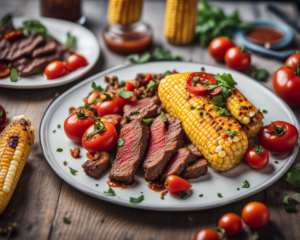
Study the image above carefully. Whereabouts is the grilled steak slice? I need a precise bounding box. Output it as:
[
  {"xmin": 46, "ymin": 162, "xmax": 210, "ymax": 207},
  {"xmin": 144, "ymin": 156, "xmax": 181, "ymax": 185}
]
[
  {"xmin": 123, "ymin": 98, "xmax": 161, "ymax": 122},
  {"xmin": 102, "ymin": 114, "xmax": 124, "ymax": 134},
  {"xmin": 31, "ymin": 37, "xmax": 57, "ymax": 57},
  {"xmin": 160, "ymin": 148, "xmax": 198, "ymax": 181},
  {"xmin": 82, "ymin": 151, "xmax": 111, "ymax": 179},
  {"xmin": 181, "ymin": 159, "xmax": 208, "ymax": 179},
  {"xmin": 186, "ymin": 143, "xmax": 203, "ymax": 158},
  {"xmin": 105, "ymin": 85, "xmax": 124, "ymax": 94},
  {"xmin": 143, "ymin": 113, "xmax": 184, "ymax": 181},
  {"xmin": 109, "ymin": 120, "xmax": 149, "ymax": 183}
]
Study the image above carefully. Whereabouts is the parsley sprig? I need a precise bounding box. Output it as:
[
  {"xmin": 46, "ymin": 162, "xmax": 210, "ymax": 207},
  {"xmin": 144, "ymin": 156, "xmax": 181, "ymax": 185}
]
[
  {"xmin": 104, "ymin": 188, "xmax": 116, "ymax": 196},
  {"xmin": 117, "ymin": 89, "xmax": 134, "ymax": 99},
  {"xmin": 283, "ymin": 193, "xmax": 300, "ymax": 213}
]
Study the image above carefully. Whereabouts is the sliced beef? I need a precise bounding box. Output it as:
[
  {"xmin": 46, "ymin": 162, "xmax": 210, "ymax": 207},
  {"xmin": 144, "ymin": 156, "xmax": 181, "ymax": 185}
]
[
  {"xmin": 160, "ymin": 148, "xmax": 198, "ymax": 181},
  {"xmin": 181, "ymin": 159, "xmax": 208, "ymax": 179},
  {"xmin": 186, "ymin": 143, "xmax": 203, "ymax": 158},
  {"xmin": 109, "ymin": 120, "xmax": 149, "ymax": 183},
  {"xmin": 31, "ymin": 37, "xmax": 57, "ymax": 57},
  {"xmin": 82, "ymin": 151, "xmax": 111, "ymax": 179},
  {"xmin": 143, "ymin": 113, "xmax": 184, "ymax": 181},
  {"xmin": 102, "ymin": 114, "xmax": 124, "ymax": 134},
  {"xmin": 0, "ymin": 21, "xmax": 15, "ymax": 36},
  {"xmin": 123, "ymin": 98, "xmax": 161, "ymax": 122},
  {"xmin": 105, "ymin": 85, "xmax": 124, "ymax": 94}
]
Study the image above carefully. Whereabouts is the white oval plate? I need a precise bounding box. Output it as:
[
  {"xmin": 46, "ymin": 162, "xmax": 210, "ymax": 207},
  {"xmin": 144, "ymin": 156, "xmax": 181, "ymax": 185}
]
[
  {"xmin": 0, "ymin": 17, "xmax": 100, "ymax": 89},
  {"xmin": 40, "ymin": 62, "xmax": 299, "ymax": 211}
]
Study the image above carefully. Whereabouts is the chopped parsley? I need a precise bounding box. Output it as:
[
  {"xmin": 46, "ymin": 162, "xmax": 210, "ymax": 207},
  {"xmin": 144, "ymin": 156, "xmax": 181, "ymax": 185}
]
[
  {"xmin": 201, "ymin": 81, "xmax": 209, "ymax": 87},
  {"xmin": 197, "ymin": 106, "xmax": 204, "ymax": 110},
  {"xmin": 217, "ymin": 193, "xmax": 223, "ymax": 198},
  {"xmin": 199, "ymin": 194, "xmax": 203, "ymax": 197},
  {"xmin": 283, "ymin": 193, "xmax": 300, "ymax": 213},
  {"xmin": 219, "ymin": 108, "xmax": 231, "ymax": 117},
  {"xmin": 104, "ymin": 188, "xmax": 116, "ymax": 196},
  {"xmin": 54, "ymin": 92, "xmax": 60, "ymax": 99},
  {"xmin": 161, "ymin": 112, "xmax": 167, "ymax": 122},
  {"xmin": 262, "ymin": 109, "xmax": 268, "ymax": 114},
  {"xmin": 53, "ymin": 130, "xmax": 56, "ymax": 133},
  {"xmin": 146, "ymin": 79, "xmax": 157, "ymax": 91},
  {"xmin": 212, "ymin": 95, "xmax": 225, "ymax": 107},
  {"xmin": 10, "ymin": 67, "xmax": 18, "ymax": 82},
  {"xmin": 69, "ymin": 167, "xmax": 77, "ymax": 175},
  {"xmin": 91, "ymin": 81, "xmax": 104, "ymax": 92},
  {"xmin": 242, "ymin": 179, "xmax": 250, "ymax": 188},
  {"xmin": 225, "ymin": 129, "xmax": 239, "ymax": 136},
  {"xmin": 250, "ymin": 230, "xmax": 259, "ymax": 240},
  {"xmin": 286, "ymin": 163, "xmax": 300, "ymax": 187},
  {"xmin": 0, "ymin": 109, "xmax": 3, "ymax": 117},
  {"xmin": 130, "ymin": 194, "xmax": 144, "ymax": 203},
  {"xmin": 215, "ymin": 73, "xmax": 237, "ymax": 88},
  {"xmin": 95, "ymin": 184, "xmax": 99, "ymax": 186},
  {"xmin": 143, "ymin": 118, "xmax": 154, "ymax": 126},
  {"xmin": 117, "ymin": 88, "xmax": 134, "ymax": 99},
  {"xmin": 192, "ymin": 77, "xmax": 200, "ymax": 86},
  {"xmin": 121, "ymin": 81, "xmax": 126, "ymax": 87},
  {"xmin": 220, "ymin": 86, "xmax": 231, "ymax": 98},
  {"xmin": 255, "ymin": 145, "xmax": 264, "ymax": 155},
  {"xmin": 201, "ymin": 67, "xmax": 205, "ymax": 71},
  {"xmin": 84, "ymin": 103, "xmax": 90, "ymax": 110},
  {"xmin": 95, "ymin": 98, "xmax": 101, "ymax": 102},
  {"xmin": 102, "ymin": 93, "xmax": 114, "ymax": 101},
  {"xmin": 63, "ymin": 217, "xmax": 71, "ymax": 224},
  {"xmin": 189, "ymin": 106, "xmax": 195, "ymax": 110},
  {"xmin": 56, "ymin": 148, "xmax": 63, "ymax": 152},
  {"xmin": 164, "ymin": 71, "xmax": 171, "ymax": 77},
  {"xmin": 251, "ymin": 69, "xmax": 268, "ymax": 81},
  {"xmin": 57, "ymin": 124, "xmax": 61, "ymax": 129},
  {"xmin": 274, "ymin": 161, "xmax": 279, "ymax": 164},
  {"xmin": 117, "ymin": 138, "xmax": 125, "ymax": 146},
  {"xmin": 133, "ymin": 111, "xmax": 139, "ymax": 115},
  {"xmin": 178, "ymin": 192, "xmax": 187, "ymax": 199},
  {"xmin": 161, "ymin": 196, "xmax": 165, "ymax": 200},
  {"xmin": 212, "ymin": 106, "xmax": 219, "ymax": 111},
  {"xmin": 237, "ymin": 188, "xmax": 240, "ymax": 191}
]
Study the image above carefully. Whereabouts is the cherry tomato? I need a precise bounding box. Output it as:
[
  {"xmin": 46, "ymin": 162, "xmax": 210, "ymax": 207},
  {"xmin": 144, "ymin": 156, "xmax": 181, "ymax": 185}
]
[
  {"xmin": 0, "ymin": 105, "xmax": 7, "ymax": 132},
  {"xmin": 125, "ymin": 80, "xmax": 136, "ymax": 91},
  {"xmin": 242, "ymin": 202, "xmax": 270, "ymax": 229},
  {"xmin": 258, "ymin": 121, "xmax": 298, "ymax": 154},
  {"xmin": 96, "ymin": 96, "xmax": 125, "ymax": 117},
  {"xmin": 139, "ymin": 73, "xmax": 152, "ymax": 86},
  {"xmin": 0, "ymin": 62, "xmax": 11, "ymax": 79},
  {"xmin": 82, "ymin": 122, "xmax": 117, "ymax": 152},
  {"xmin": 209, "ymin": 37, "xmax": 235, "ymax": 61},
  {"xmin": 273, "ymin": 66, "xmax": 300, "ymax": 107},
  {"xmin": 44, "ymin": 61, "xmax": 68, "ymax": 80},
  {"xmin": 246, "ymin": 145, "xmax": 269, "ymax": 169},
  {"xmin": 64, "ymin": 109, "xmax": 95, "ymax": 143},
  {"xmin": 285, "ymin": 52, "xmax": 300, "ymax": 68},
  {"xmin": 4, "ymin": 30, "xmax": 23, "ymax": 41},
  {"xmin": 118, "ymin": 94, "xmax": 137, "ymax": 105},
  {"xmin": 186, "ymin": 72, "xmax": 221, "ymax": 96},
  {"xmin": 194, "ymin": 229, "xmax": 220, "ymax": 240},
  {"xmin": 66, "ymin": 54, "xmax": 88, "ymax": 71},
  {"xmin": 218, "ymin": 213, "xmax": 242, "ymax": 237},
  {"xmin": 225, "ymin": 47, "xmax": 251, "ymax": 71},
  {"xmin": 164, "ymin": 175, "xmax": 192, "ymax": 193}
]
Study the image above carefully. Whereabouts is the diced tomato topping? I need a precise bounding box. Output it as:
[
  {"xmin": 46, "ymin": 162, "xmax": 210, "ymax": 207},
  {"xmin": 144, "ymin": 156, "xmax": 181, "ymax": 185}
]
[{"xmin": 4, "ymin": 30, "xmax": 23, "ymax": 41}]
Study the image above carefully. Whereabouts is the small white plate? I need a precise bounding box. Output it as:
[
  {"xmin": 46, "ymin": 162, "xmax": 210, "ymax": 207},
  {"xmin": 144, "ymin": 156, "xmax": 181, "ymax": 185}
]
[
  {"xmin": 0, "ymin": 17, "xmax": 100, "ymax": 89},
  {"xmin": 40, "ymin": 62, "xmax": 299, "ymax": 211}
]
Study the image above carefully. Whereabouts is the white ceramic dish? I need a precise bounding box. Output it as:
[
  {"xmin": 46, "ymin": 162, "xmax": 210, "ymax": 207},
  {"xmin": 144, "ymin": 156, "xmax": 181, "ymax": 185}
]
[
  {"xmin": 40, "ymin": 62, "xmax": 299, "ymax": 211},
  {"xmin": 0, "ymin": 17, "xmax": 100, "ymax": 89}
]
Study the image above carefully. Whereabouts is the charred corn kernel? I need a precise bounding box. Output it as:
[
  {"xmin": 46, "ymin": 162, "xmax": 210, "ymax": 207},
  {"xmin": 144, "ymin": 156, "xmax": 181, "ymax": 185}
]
[
  {"xmin": 164, "ymin": 0, "xmax": 197, "ymax": 45},
  {"xmin": 0, "ymin": 118, "xmax": 35, "ymax": 214},
  {"xmin": 231, "ymin": 143, "xmax": 237, "ymax": 151},
  {"xmin": 241, "ymin": 139, "xmax": 248, "ymax": 147},
  {"xmin": 108, "ymin": 0, "xmax": 143, "ymax": 25},
  {"xmin": 243, "ymin": 117, "xmax": 264, "ymax": 139},
  {"xmin": 159, "ymin": 72, "xmax": 248, "ymax": 171}
]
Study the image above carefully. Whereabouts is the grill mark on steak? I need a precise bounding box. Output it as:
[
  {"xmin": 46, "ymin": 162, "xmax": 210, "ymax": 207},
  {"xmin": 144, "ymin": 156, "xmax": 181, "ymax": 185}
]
[
  {"xmin": 160, "ymin": 148, "xmax": 198, "ymax": 181},
  {"xmin": 186, "ymin": 143, "xmax": 203, "ymax": 158},
  {"xmin": 31, "ymin": 37, "xmax": 57, "ymax": 57},
  {"xmin": 181, "ymin": 159, "xmax": 208, "ymax": 179},
  {"xmin": 109, "ymin": 120, "xmax": 149, "ymax": 183},
  {"xmin": 143, "ymin": 113, "xmax": 184, "ymax": 181},
  {"xmin": 82, "ymin": 151, "xmax": 111, "ymax": 179}
]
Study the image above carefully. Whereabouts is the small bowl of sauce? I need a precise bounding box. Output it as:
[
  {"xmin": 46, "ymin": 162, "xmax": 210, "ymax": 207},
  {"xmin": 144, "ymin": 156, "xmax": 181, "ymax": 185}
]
[{"xmin": 246, "ymin": 26, "xmax": 284, "ymax": 47}]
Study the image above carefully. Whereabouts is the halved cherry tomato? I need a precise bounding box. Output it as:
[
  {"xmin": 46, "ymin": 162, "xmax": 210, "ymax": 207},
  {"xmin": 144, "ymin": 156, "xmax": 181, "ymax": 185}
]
[
  {"xmin": 64, "ymin": 109, "xmax": 95, "ymax": 143},
  {"xmin": 139, "ymin": 73, "xmax": 152, "ymax": 86},
  {"xmin": 44, "ymin": 61, "xmax": 68, "ymax": 80},
  {"xmin": 242, "ymin": 202, "xmax": 270, "ymax": 229},
  {"xmin": 66, "ymin": 54, "xmax": 88, "ymax": 71},
  {"xmin": 246, "ymin": 145, "xmax": 269, "ymax": 169},
  {"xmin": 4, "ymin": 30, "xmax": 23, "ymax": 41},
  {"xmin": 225, "ymin": 47, "xmax": 251, "ymax": 71},
  {"xmin": 164, "ymin": 175, "xmax": 192, "ymax": 193},
  {"xmin": 194, "ymin": 229, "xmax": 220, "ymax": 240},
  {"xmin": 218, "ymin": 213, "xmax": 242, "ymax": 236},
  {"xmin": 82, "ymin": 122, "xmax": 117, "ymax": 152},
  {"xmin": 285, "ymin": 52, "xmax": 300, "ymax": 68},
  {"xmin": 0, "ymin": 105, "xmax": 7, "ymax": 132},
  {"xmin": 258, "ymin": 121, "xmax": 298, "ymax": 154},
  {"xmin": 125, "ymin": 80, "xmax": 136, "ymax": 91},
  {"xmin": 96, "ymin": 96, "xmax": 125, "ymax": 117},
  {"xmin": 209, "ymin": 36, "xmax": 235, "ymax": 61},
  {"xmin": 0, "ymin": 62, "xmax": 11, "ymax": 79},
  {"xmin": 186, "ymin": 72, "xmax": 221, "ymax": 96}
]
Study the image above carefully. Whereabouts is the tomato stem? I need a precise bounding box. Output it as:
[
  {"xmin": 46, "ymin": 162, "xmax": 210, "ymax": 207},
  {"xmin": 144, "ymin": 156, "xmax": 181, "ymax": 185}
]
[
  {"xmin": 255, "ymin": 145, "xmax": 264, "ymax": 155},
  {"xmin": 266, "ymin": 122, "xmax": 286, "ymax": 136}
]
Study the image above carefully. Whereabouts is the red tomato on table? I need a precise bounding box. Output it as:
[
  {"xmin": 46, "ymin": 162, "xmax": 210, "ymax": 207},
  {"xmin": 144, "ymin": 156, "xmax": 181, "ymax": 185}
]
[
  {"xmin": 0, "ymin": 62, "xmax": 11, "ymax": 79},
  {"xmin": 64, "ymin": 109, "xmax": 95, "ymax": 143},
  {"xmin": 218, "ymin": 213, "xmax": 242, "ymax": 236},
  {"xmin": 225, "ymin": 47, "xmax": 251, "ymax": 71},
  {"xmin": 0, "ymin": 105, "xmax": 7, "ymax": 132},
  {"xmin": 82, "ymin": 122, "xmax": 117, "ymax": 152},
  {"xmin": 44, "ymin": 61, "xmax": 68, "ymax": 79},
  {"xmin": 285, "ymin": 52, "xmax": 300, "ymax": 68},
  {"xmin": 242, "ymin": 202, "xmax": 270, "ymax": 229},
  {"xmin": 246, "ymin": 145, "xmax": 269, "ymax": 169},
  {"xmin": 66, "ymin": 54, "xmax": 88, "ymax": 71},
  {"xmin": 258, "ymin": 121, "xmax": 298, "ymax": 154},
  {"xmin": 164, "ymin": 175, "xmax": 192, "ymax": 193},
  {"xmin": 209, "ymin": 36, "xmax": 235, "ymax": 61},
  {"xmin": 194, "ymin": 229, "xmax": 220, "ymax": 240}
]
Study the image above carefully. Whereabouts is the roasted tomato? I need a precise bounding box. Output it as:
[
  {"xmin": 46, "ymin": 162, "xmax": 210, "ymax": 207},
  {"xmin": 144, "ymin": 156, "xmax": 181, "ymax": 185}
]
[
  {"xmin": 0, "ymin": 62, "xmax": 11, "ymax": 79},
  {"xmin": 4, "ymin": 30, "xmax": 23, "ymax": 41},
  {"xmin": 164, "ymin": 175, "xmax": 192, "ymax": 193},
  {"xmin": 209, "ymin": 37, "xmax": 235, "ymax": 61},
  {"xmin": 125, "ymin": 80, "xmax": 136, "ymax": 91},
  {"xmin": 285, "ymin": 52, "xmax": 300, "ymax": 68},
  {"xmin": 194, "ymin": 229, "xmax": 220, "ymax": 240},
  {"xmin": 82, "ymin": 122, "xmax": 117, "ymax": 152},
  {"xmin": 246, "ymin": 145, "xmax": 269, "ymax": 169},
  {"xmin": 258, "ymin": 121, "xmax": 298, "ymax": 154},
  {"xmin": 66, "ymin": 54, "xmax": 88, "ymax": 71},
  {"xmin": 0, "ymin": 105, "xmax": 7, "ymax": 132},
  {"xmin": 139, "ymin": 73, "xmax": 152, "ymax": 86},
  {"xmin": 242, "ymin": 202, "xmax": 270, "ymax": 229},
  {"xmin": 96, "ymin": 96, "xmax": 125, "ymax": 117},
  {"xmin": 218, "ymin": 213, "xmax": 242, "ymax": 237},
  {"xmin": 44, "ymin": 61, "xmax": 68, "ymax": 79},
  {"xmin": 186, "ymin": 72, "xmax": 221, "ymax": 96},
  {"xmin": 118, "ymin": 93, "xmax": 137, "ymax": 105},
  {"xmin": 225, "ymin": 47, "xmax": 251, "ymax": 71},
  {"xmin": 64, "ymin": 109, "xmax": 95, "ymax": 143},
  {"xmin": 273, "ymin": 66, "xmax": 300, "ymax": 107}
]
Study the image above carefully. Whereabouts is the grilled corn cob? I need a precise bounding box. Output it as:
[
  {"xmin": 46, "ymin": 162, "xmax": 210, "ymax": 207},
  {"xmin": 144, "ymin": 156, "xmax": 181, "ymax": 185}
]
[
  {"xmin": 159, "ymin": 72, "xmax": 248, "ymax": 171},
  {"xmin": 226, "ymin": 88, "xmax": 264, "ymax": 139},
  {"xmin": 108, "ymin": 0, "xmax": 143, "ymax": 25},
  {"xmin": 164, "ymin": 0, "xmax": 197, "ymax": 45},
  {"xmin": 0, "ymin": 118, "xmax": 34, "ymax": 214}
]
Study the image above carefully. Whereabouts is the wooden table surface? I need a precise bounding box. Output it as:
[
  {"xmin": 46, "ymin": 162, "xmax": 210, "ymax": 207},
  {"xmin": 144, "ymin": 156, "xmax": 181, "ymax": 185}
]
[{"xmin": 1, "ymin": 0, "xmax": 300, "ymax": 239}]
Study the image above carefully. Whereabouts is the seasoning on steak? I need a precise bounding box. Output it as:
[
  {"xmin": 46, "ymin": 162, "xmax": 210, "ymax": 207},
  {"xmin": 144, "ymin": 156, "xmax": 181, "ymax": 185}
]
[
  {"xmin": 181, "ymin": 159, "xmax": 208, "ymax": 179},
  {"xmin": 160, "ymin": 148, "xmax": 198, "ymax": 181},
  {"xmin": 82, "ymin": 151, "xmax": 111, "ymax": 179},
  {"xmin": 123, "ymin": 98, "xmax": 161, "ymax": 122},
  {"xmin": 186, "ymin": 143, "xmax": 203, "ymax": 158},
  {"xmin": 109, "ymin": 120, "xmax": 149, "ymax": 183},
  {"xmin": 31, "ymin": 37, "xmax": 57, "ymax": 57},
  {"xmin": 143, "ymin": 113, "xmax": 184, "ymax": 181}
]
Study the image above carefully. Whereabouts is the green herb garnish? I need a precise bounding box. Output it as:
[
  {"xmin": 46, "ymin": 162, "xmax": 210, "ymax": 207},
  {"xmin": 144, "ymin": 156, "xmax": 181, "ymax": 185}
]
[
  {"xmin": 127, "ymin": 52, "xmax": 151, "ymax": 63},
  {"xmin": 104, "ymin": 188, "xmax": 116, "ymax": 196},
  {"xmin": 212, "ymin": 95, "xmax": 225, "ymax": 107},
  {"xmin": 283, "ymin": 193, "xmax": 300, "ymax": 213},
  {"xmin": 262, "ymin": 110, "xmax": 268, "ymax": 114},
  {"xmin": 10, "ymin": 67, "xmax": 18, "ymax": 82},
  {"xmin": 143, "ymin": 118, "xmax": 154, "ymax": 126},
  {"xmin": 54, "ymin": 92, "xmax": 60, "ymax": 99},
  {"xmin": 91, "ymin": 81, "xmax": 104, "ymax": 92},
  {"xmin": 69, "ymin": 167, "xmax": 77, "ymax": 175},
  {"xmin": 178, "ymin": 192, "xmax": 187, "ymax": 199},
  {"xmin": 225, "ymin": 129, "xmax": 239, "ymax": 136},
  {"xmin": 212, "ymin": 106, "xmax": 219, "ymax": 111},
  {"xmin": 133, "ymin": 111, "xmax": 139, "ymax": 115},
  {"xmin": 152, "ymin": 47, "xmax": 181, "ymax": 61},
  {"xmin": 215, "ymin": 73, "xmax": 237, "ymax": 88},
  {"xmin": 57, "ymin": 124, "xmax": 61, "ymax": 129},
  {"xmin": 242, "ymin": 179, "xmax": 250, "ymax": 188},
  {"xmin": 274, "ymin": 161, "xmax": 279, "ymax": 164},
  {"xmin": 217, "ymin": 193, "xmax": 223, "ymax": 198},
  {"xmin": 199, "ymin": 194, "xmax": 203, "ymax": 197},
  {"xmin": 56, "ymin": 148, "xmax": 63, "ymax": 152},
  {"xmin": 130, "ymin": 194, "xmax": 144, "ymax": 203},
  {"xmin": 95, "ymin": 184, "xmax": 99, "ymax": 186},
  {"xmin": 161, "ymin": 112, "xmax": 167, "ymax": 122},
  {"xmin": 83, "ymin": 122, "xmax": 106, "ymax": 140},
  {"xmin": 250, "ymin": 230, "xmax": 259, "ymax": 240},
  {"xmin": 164, "ymin": 71, "xmax": 171, "ymax": 77},
  {"xmin": 53, "ymin": 130, "xmax": 56, "ymax": 133},
  {"xmin": 102, "ymin": 93, "xmax": 114, "ymax": 101},
  {"xmin": 286, "ymin": 163, "xmax": 300, "ymax": 187},
  {"xmin": 0, "ymin": 109, "xmax": 3, "ymax": 118},
  {"xmin": 1, "ymin": 14, "xmax": 12, "ymax": 26},
  {"xmin": 189, "ymin": 106, "xmax": 195, "ymax": 110},
  {"xmin": 117, "ymin": 138, "xmax": 125, "ymax": 147},
  {"xmin": 192, "ymin": 77, "xmax": 200, "ymax": 86},
  {"xmin": 237, "ymin": 188, "xmax": 240, "ymax": 191},
  {"xmin": 201, "ymin": 67, "xmax": 205, "ymax": 71},
  {"xmin": 117, "ymin": 88, "xmax": 134, "ymax": 99},
  {"xmin": 146, "ymin": 80, "xmax": 157, "ymax": 91},
  {"xmin": 64, "ymin": 32, "xmax": 76, "ymax": 49},
  {"xmin": 63, "ymin": 217, "xmax": 71, "ymax": 224},
  {"xmin": 251, "ymin": 69, "xmax": 268, "ymax": 81},
  {"xmin": 161, "ymin": 196, "xmax": 164, "ymax": 200},
  {"xmin": 219, "ymin": 107, "xmax": 231, "ymax": 116},
  {"xmin": 84, "ymin": 103, "xmax": 90, "ymax": 110},
  {"xmin": 197, "ymin": 106, "xmax": 204, "ymax": 110},
  {"xmin": 255, "ymin": 145, "xmax": 264, "ymax": 155}
]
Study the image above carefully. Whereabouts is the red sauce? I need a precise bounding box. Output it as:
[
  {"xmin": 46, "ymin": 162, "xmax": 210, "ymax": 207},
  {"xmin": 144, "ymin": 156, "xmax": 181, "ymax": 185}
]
[
  {"xmin": 86, "ymin": 152, "xmax": 94, "ymax": 159},
  {"xmin": 161, "ymin": 190, "xmax": 168, "ymax": 197},
  {"xmin": 147, "ymin": 181, "xmax": 165, "ymax": 192},
  {"xmin": 246, "ymin": 27, "xmax": 284, "ymax": 45},
  {"xmin": 107, "ymin": 179, "xmax": 135, "ymax": 189},
  {"xmin": 70, "ymin": 148, "xmax": 81, "ymax": 158},
  {"xmin": 69, "ymin": 106, "xmax": 76, "ymax": 113}
]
